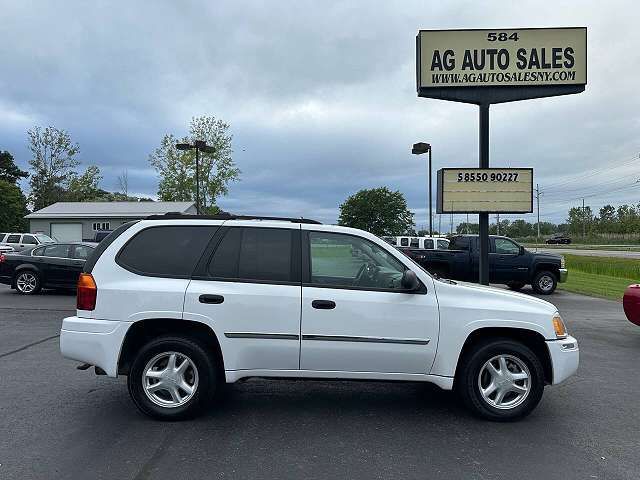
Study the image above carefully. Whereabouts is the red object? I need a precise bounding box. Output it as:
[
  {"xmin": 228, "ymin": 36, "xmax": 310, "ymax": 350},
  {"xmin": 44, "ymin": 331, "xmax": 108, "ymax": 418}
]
[
  {"xmin": 0, "ymin": 254, "xmax": 5, "ymax": 263},
  {"xmin": 623, "ymin": 285, "xmax": 640, "ymax": 326},
  {"xmin": 77, "ymin": 273, "xmax": 97, "ymax": 311}
]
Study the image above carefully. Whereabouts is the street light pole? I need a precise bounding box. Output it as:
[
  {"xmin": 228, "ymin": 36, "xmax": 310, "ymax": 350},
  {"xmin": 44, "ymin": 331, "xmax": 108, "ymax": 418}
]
[
  {"xmin": 176, "ymin": 140, "xmax": 215, "ymax": 215},
  {"xmin": 412, "ymin": 142, "xmax": 433, "ymax": 237}
]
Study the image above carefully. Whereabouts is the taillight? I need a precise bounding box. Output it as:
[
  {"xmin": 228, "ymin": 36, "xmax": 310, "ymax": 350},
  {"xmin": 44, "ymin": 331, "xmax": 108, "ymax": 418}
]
[
  {"xmin": 77, "ymin": 273, "xmax": 97, "ymax": 311},
  {"xmin": 0, "ymin": 254, "xmax": 5, "ymax": 263}
]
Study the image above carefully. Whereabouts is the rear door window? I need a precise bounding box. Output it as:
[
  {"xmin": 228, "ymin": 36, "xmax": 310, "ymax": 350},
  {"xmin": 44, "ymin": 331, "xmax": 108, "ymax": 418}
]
[
  {"xmin": 7, "ymin": 234, "xmax": 20, "ymax": 243},
  {"xmin": 72, "ymin": 245, "xmax": 94, "ymax": 260},
  {"xmin": 44, "ymin": 244, "xmax": 71, "ymax": 258},
  {"xmin": 117, "ymin": 226, "xmax": 217, "ymax": 277},
  {"xmin": 400, "ymin": 237, "xmax": 409, "ymax": 247},
  {"xmin": 437, "ymin": 239, "xmax": 449, "ymax": 250},
  {"xmin": 410, "ymin": 238, "xmax": 419, "ymax": 248},
  {"xmin": 207, "ymin": 227, "xmax": 298, "ymax": 283},
  {"xmin": 22, "ymin": 235, "xmax": 37, "ymax": 245},
  {"xmin": 423, "ymin": 239, "xmax": 434, "ymax": 249}
]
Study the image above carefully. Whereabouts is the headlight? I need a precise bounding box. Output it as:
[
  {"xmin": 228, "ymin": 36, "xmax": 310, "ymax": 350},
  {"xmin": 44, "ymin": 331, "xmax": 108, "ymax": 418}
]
[
  {"xmin": 560, "ymin": 256, "xmax": 566, "ymax": 268},
  {"xmin": 552, "ymin": 313, "xmax": 568, "ymax": 339}
]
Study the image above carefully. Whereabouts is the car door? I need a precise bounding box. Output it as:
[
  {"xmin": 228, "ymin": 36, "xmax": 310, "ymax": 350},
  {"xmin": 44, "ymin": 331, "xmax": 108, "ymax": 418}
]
[
  {"xmin": 300, "ymin": 227, "xmax": 439, "ymax": 375},
  {"xmin": 41, "ymin": 244, "xmax": 73, "ymax": 286},
  {"xmin": 490, "ymin": 237, "xmax": 528, "ymax": 283},
  {"xmin": 184, "ymin": 225, "xmax": 302, "ymax": 372}
]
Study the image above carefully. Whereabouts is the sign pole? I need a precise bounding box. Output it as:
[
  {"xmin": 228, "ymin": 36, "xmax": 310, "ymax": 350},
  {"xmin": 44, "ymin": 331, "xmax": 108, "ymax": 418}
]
[{"xmin": 478, "ymin": 103, "xmax": 490, "ymax": 285}]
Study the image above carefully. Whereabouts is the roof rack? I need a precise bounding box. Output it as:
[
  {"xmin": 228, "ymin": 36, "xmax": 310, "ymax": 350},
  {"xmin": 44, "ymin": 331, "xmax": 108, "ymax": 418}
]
[{"xmin": 145, "ymin": 212, "xmax": 322, "ymax": 224}]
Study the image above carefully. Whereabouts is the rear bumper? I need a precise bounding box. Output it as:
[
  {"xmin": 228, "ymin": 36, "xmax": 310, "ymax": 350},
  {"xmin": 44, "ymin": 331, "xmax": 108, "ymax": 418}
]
[
  {"xmin": 60, "ymin": 316, "xmax": 131, "ymax": 377},
  {"xmin": 558, "ymin": 268, "xmax": 568, "ymax": 283},
  {"xmin": 546, "ymin": 335, "xmax": 579, "ymax": 384}
]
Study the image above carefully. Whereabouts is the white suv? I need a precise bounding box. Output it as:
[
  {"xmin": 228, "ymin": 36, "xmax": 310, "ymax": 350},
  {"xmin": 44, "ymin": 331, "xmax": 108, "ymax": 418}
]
[{"xmin": 60, "ymin": 214, "xmax": 579, "ymax": 421}]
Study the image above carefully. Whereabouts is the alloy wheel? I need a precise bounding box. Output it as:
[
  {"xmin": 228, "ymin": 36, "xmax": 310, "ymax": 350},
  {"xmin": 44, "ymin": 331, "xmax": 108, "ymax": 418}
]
[
  {"xmin": 16, "ymin": 272, "xmax": 37, "ymax": 294},
  {"xmin": 538, "ymin": 275, "xmax": 554, "ymax": 293},
  {"xmin": 142, "ymin": 351, "xmax": 199, "ymax": 408},
  {"xmin": 477, "ymin": 354, "xmax": 531, "ymax": 410}
]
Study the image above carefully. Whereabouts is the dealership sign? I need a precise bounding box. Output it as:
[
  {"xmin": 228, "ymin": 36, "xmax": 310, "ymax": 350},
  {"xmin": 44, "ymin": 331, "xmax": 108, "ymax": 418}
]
[
  {"xmin": 418, "ymin": 27, "xmax": 586, "ymax": 90},
  {"xmin": 437, "ymin": 168, "xmax": 533, "ymax": 214}
]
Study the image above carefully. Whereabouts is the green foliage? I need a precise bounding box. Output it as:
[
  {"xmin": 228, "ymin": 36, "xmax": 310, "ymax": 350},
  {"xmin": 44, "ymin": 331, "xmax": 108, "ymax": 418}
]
[
  {"xmin": 149, "ymin": 116, "xmax": 240, "ymax": 211},
  {"xmin": 0, "ymin": 180, "xmax": 28, "ymax": 231},
  {"xmin": 0, "ymin": 151, "xmax": 28, "ymax": 184},
  {"xmin": 338, "ymin": 187, "xmax": 414, "ymax": 236},
  {"xmin": 66, "ymin": 165, "xmax": 103, "ymax": 201},
  {"xmin": 27, "ymin": 126, "xmax": 80, "ymax": 210}
]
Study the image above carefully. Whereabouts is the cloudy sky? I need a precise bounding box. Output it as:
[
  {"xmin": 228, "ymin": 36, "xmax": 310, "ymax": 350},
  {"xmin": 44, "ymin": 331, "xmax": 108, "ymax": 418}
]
[{"xmin": 1, "ymin": 0, "xmax": 639, "ymax": 230}]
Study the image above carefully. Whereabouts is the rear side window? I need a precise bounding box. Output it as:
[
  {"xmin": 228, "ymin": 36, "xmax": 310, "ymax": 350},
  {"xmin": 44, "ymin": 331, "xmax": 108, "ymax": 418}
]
[
  {"xmin": 22, "ymin": 235, "xmax": 37, "ymax": 244},
  {"xmin": 117, "ymin": 225, "xmax": 217, "ymax": 278},
  {"xmin": 423, "ymin": 239, "xmax": 434, "ymax": 249},
  {"xmin": 7, "ymin": 234, "xmax": 20, "ymax": 243},
  {"xmin": 44, "ymin": 244, "xmax": 71, "ymax": 258},
  {"xmin": 208, "ymin": 227, "xmax": 298, "ymax": 283},
  {"xmin": 400, "ymin": 238, "xmax": 409, "ymax": 247},
  {"xmin": 450, "ymin": 237, "xmax": 470, "ymax": 251},
  {"xmin": 410, "ymin": 238, "xmax": 419, "ymax": 248}
]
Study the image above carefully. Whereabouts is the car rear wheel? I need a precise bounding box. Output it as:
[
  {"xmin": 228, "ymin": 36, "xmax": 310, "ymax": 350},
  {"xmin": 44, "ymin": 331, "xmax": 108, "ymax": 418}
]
[
  {"xmin": 532, "ymin": 270, "xmax": 557, "ymax": 294},
  {"xmin": 14, "ymin": 271, "xmax": 41, "ymax": 295},
  {"xmin": 127, "ymin": 335, "xmax": 218, "ymax": 420},
  {"xmin": 456, "ymin": 339, "xmax": 545, "ymax": 421}
]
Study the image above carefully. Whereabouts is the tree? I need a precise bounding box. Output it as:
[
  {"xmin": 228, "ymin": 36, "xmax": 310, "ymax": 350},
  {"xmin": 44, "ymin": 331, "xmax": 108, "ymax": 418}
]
[
  {"xmin": 117, "ymin": 169, "xmax": 129, "ymax": 197},
  {"xmin": 27, "ymin": 126, "xmax": 79, "ymax": 210},
  {"xmin": 338, "ymin": 187, "xmax": 414, "ymax": 236},
  {"xmin": 0, "ymin": 180, "xmax": 29, "ymax": 231},
  {"xmin": 66, "ymin": 165, "xmax": 103, "ymax": 201},
  {"xmin": 0, "ymin": 150, "xmax": 28, "ymax": 184},
  {"xmin": 149, "ymin": 116, "xmax": 240, "ymax": 212}
]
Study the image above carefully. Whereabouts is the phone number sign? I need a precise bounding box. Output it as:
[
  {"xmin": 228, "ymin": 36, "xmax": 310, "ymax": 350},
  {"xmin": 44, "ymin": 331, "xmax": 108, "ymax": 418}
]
[
  {"xmin": 437, "ymin": 168, "xmax": 533, "ymax": 214},
  {"xmin": 418, "ymin": 28, "xmax": 586, "ymax": 89}
]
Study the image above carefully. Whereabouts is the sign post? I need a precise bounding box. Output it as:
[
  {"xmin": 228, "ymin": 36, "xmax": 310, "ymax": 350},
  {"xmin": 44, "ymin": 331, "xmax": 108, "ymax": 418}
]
[{"xmin": 417, "ymin": 27, "xmax": 586, "ymax": 284}]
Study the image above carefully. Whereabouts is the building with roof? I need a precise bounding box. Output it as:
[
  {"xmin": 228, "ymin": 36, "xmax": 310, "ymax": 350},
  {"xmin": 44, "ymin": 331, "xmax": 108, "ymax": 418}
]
[{"xmin": 25, "ymin": 201, "xmax": 196, "ymax": 241}]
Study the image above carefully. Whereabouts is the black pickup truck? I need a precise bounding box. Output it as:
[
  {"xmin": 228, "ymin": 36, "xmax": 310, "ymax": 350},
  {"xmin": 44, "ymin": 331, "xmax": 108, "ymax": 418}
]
[{"xmin": 400, "ymin": 235, "xmax": 568, "ymax": 294}]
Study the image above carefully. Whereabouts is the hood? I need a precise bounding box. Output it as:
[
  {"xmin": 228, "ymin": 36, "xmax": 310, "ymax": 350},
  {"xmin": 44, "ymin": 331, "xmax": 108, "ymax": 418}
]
[
  {"xmin": 529, "ymin": 249, "xmax": 562, "ymax": 262},
  {"xmin": 442, "ymin": 279, "xmax": 558, "ymax": 314}
]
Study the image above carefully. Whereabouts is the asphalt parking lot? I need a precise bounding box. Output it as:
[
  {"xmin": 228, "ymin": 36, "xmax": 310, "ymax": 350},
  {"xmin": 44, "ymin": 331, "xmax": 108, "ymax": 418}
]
[{"xmin": 1, "ymin": 286, "xmax": 639, "ymax": 480}]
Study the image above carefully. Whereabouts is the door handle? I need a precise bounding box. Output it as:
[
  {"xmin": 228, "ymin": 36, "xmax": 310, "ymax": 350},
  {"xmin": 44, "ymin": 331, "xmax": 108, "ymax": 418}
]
[
  {"xmin": 199, "ymin": 294, "xmax": 224, "ymax": 304},
  {"xmin": 312, "ymin": 300, "xmax": 336, "ymax": 310}
]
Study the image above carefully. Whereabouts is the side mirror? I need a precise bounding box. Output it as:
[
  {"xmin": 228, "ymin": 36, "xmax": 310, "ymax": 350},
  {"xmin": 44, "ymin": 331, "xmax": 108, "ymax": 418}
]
[
  {"xmin": 401, "ymin": 269, "xmax": 420, "ymax": 291},
  {"xmin": 519, "ymin": 246, "xmax": 525, "ymax": 255}
]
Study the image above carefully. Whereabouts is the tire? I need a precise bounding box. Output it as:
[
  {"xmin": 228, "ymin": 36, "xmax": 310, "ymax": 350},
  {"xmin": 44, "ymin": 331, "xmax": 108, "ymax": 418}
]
[
  {"xmin": 14, "ymin": 270, "xmax": 41, "ymax": 295},
  {"xmin": 531, "ymin": 270, "xmax": 557, "ymax": 295},
  {"xmin": 507, "ymin": 282, "xmax": 525, "ymax": 291},
  {"xmin": 127, "ymin": 335, "xmax": 218, "ymax": 420},
  {"xmin": 456, "ymin": 339, "xmax": 545, "ymax": 421}
]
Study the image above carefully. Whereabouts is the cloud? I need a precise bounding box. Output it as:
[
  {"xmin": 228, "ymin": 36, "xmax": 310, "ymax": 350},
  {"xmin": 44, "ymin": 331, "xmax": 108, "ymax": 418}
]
[{"xmin": 1, "ymin": 0, "xmax": 639, "ymax": 226}]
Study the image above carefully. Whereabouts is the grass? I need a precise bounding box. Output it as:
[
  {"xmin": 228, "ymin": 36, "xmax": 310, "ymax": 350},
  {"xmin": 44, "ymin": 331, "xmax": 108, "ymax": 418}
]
[
  {"xmin": 564, "ymin": 254, "xmax": 640, "ymax": 279},
  {"xmin": 558, "ymin": 270, "xmax": 636, "ymax": 301},
  {"xmin": 558, "ymin": 254, "xmax": 640, "ymax": 301}
]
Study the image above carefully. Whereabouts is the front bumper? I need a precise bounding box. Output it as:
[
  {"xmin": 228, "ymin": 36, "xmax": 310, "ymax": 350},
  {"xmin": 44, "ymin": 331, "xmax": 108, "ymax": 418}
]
[
  {"xmin": 558, "ymin": 268, "xmax": 568, "ymax": 283},
  {"xmin": 60, "ymin": 316, "xmax": 131, "ymax": 377},
  {"xmin": 546, "ymin": 335, "xmax": 579, "ymax": 384}
]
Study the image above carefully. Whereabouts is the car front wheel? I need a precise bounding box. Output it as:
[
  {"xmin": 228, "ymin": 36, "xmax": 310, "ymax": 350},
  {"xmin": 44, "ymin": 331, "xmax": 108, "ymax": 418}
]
[
  {"xmin": 127, "ymin": 336, "xmax": 218, "ymax": 420},
  {"xmin": 14, "ymin": 271, "xmax": 41, "ymax": 295},
  {"xmin": 532, "ymin": 270, "xmax": 557, "ymax": 294},
  {"xmin": 456, "ymin": 339, "xmax": 545, "ymax": 421}
]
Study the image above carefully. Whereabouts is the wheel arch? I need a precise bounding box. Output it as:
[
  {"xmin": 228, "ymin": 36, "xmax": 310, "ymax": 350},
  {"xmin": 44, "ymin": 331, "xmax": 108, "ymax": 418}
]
[
  {"xmin": 454, "ymin": 327, "xmax": 552, "ymax": 386},
  {"xmin": 533, "ymin": 263, "xmax": 560, "ymax": 278},
  {"xmin": 117, "ymin": 318, "xmax": 225, "ymax": 379},
  {"xmin": 12, "ymin": 264, "xmax": 43, "ymax": 287}
]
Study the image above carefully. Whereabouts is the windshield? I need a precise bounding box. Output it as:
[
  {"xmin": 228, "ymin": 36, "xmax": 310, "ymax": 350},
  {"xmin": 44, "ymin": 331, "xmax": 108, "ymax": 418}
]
[{"xmin": 36, "ymin": 234, "xmax": 55, "ymax": 243}]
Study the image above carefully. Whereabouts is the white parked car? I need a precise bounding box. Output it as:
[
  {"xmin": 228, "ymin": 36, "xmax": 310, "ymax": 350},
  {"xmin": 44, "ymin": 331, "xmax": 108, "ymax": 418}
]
[{"xmin": 60, "ymin": 215, "xmax": 578, "ymax": 421}]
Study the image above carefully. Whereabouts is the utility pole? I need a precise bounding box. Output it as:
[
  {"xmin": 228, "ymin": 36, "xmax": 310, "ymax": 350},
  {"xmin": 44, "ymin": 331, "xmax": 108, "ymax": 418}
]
[
  {"xmin": 438, "ymin": 214, "xmax": 442, "ymax": 235},
  {"xmin": 496, "ymin": 213, "xmax": 500, "ymax": 235},
  {"xmin": 582, "ymin": 198, "xmax": 586, "ymax": 239},
  {"xmin": 535, "ymin": 184, "xmax": 542, "ymax": 241}
]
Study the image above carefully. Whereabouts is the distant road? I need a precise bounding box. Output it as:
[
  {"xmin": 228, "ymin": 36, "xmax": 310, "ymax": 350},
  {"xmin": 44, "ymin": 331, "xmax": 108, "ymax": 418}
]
[{"xmin": 532, "ymin": 247, "xmax": 640, "ymax": 259}]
